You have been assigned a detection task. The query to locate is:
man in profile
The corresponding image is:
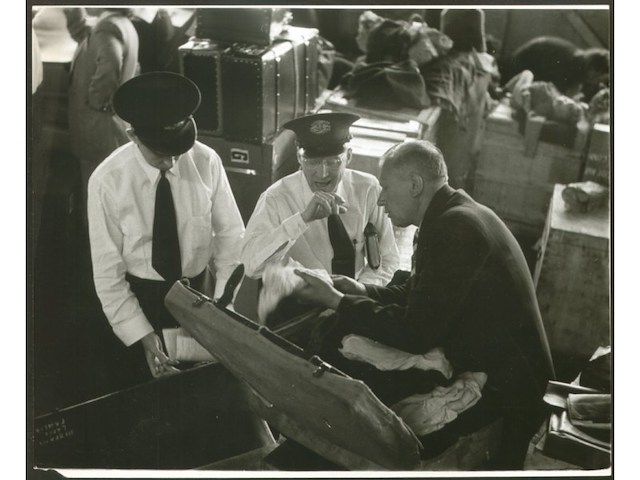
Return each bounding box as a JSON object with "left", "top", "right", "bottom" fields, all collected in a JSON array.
[{"left": 294, "top": 139, "right": 555, "bottom": 469}]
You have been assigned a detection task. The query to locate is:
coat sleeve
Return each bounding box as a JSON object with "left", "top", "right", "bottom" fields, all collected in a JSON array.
[
  {"left": 87, "top": 23, "right": 126, "bottom": 111},
  {"left": 337, "top": 214, "right": 491, "bottom": 354}
]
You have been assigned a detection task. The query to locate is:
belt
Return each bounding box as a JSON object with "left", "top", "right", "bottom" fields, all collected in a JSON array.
[{"left": 125, "top": 268, "right": 207, "bottom": 288}]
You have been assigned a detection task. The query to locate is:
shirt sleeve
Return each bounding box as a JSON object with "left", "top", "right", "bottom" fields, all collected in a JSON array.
[
  {"left": 87, "top": 176, "right": 154, "bottom": 347},
  {"left": 240, "top": 191, "right": 309, "bottom": 279},
  {"left": 87, "top": 28, "right": 124, "bottom": 111},
  {"left": 356, "top": 182, "right": 399, "bottom": 286},
  {"left": 208, "top": 152, "right": 246, "bottom": 299}
]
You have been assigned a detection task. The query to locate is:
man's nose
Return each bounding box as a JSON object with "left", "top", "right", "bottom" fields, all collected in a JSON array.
[
  {"left": 321, "top": 162, "right": 329, "bottom": 178},
  {"left": 377, "top": 192, "right": 385, "bottom": 207}
]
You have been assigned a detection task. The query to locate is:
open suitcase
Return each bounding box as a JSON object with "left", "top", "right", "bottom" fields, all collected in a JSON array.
[{"left": 165, "top": 280, "right": 503, "bottom": 471}]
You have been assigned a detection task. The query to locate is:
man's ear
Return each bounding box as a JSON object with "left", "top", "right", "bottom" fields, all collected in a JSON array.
[
  {"left": 344, "top": 147, "right": 353, "bottom": 166},
  {"left": 409, "top": 172, "right": 424, "bottom": 197}
]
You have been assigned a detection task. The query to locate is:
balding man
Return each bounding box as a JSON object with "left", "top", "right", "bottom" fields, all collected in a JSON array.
[{"left": 293, "top": 140, "right": 555, "bottom": 469}]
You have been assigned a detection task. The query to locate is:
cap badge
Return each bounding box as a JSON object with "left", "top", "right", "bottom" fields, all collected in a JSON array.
[
  {"left": 162, "top": 117, "right": 190, "bottom": 131},
  {"left": 310, "top": 120, "right": 331, "bottom": 135}
]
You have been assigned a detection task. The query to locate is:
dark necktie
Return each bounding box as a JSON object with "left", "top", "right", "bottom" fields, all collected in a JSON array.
[
  {"left": 327, "top": 214, "right": 355, "bottom": 278},
  {"left": 411, "top": 227, "right": 420, "bottom": 276},
  {"left": 152, "top": 170, "right": 182, "bottom": 282}
]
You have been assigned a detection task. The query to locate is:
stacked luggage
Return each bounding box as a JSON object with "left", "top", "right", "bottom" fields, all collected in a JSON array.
[{"left": 179, "top": 9, "right": 325, "bottom": 221}]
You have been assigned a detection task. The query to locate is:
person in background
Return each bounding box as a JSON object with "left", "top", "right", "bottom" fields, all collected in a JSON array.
[
  {"left": 503, "top": 36, "right": 609, "bottom": 102},
  {"left": 88, "top": 72, "right": 244, "bottom": 383},
  {"left": 131, "top": 8, "right": 196, "bottom": 74},
  {"left": 241, "top": 112, "right": 399, "bottom": 290},
  {"left": 64, "top": 7, "right": 139, "bottom": 219},
  {"left": 293, "top": 140, "right": 555, "bottom": 469}
]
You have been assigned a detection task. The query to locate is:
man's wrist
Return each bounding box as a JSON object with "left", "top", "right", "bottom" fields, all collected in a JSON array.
[
  {"left": 328, "top": 290, "right": 344, "bottom": 310},
  {"left": 300, "top": 209, "right": 311, "bottom": 224}
]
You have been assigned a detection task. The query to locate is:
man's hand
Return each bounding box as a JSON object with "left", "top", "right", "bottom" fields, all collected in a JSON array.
[
  {"left": 331, "top": 274, "right": 367, "bottom": 296},
  {"left": 301, "top": 192, "right": 347, "bottom": 223},
  {"left": 140, "top": 332, "right": 180, "bottom": 378},
  {"left": 294, "top": 269, "right": 344, "bottom": 310}
]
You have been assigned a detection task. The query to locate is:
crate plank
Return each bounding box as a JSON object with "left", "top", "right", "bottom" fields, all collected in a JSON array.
[{"left": 534, "top": 185, "right": 610, "bottom": 363}]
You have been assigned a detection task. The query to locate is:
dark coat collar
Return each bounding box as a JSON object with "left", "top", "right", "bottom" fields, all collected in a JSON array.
[{"left": 420, "top": 184, "right": 459, "bottom": 228}]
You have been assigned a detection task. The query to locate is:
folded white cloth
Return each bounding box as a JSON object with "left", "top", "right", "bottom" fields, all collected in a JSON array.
[
  {"left": 391, "top": 371, "right": 488, "bottom": 436},
  {"left": 339, "top": 334, "right": 454, "bottom": 379},
  {"left": 257, "top": 257, "right": 331, "bottom": 324},
  {"left": 162, "top": 327, "right": 217, "bottom": 362}
]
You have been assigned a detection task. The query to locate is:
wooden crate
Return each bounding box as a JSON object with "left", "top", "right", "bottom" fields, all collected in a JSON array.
[
  {"left": 533, "top": 185, "right": 610, "bottom": 363},
  {"left": 474, "top": 103, "right": 586, "bottom": 236},
  {"left": 319, "top": 102, "right": 441, "bottom": 179},
  {"left": 473, "top": 172, "right": 553, "bottom": 237},
  {"left": 349, "top": 130, "right": 408, "bottom": 178}
]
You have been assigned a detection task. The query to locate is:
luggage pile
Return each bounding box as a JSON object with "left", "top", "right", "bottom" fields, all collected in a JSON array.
[{"left": 179, "top": 9, "right": 325, "bottom": 221}]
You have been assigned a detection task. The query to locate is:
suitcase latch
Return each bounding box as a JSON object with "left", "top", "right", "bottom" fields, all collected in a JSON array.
[
  {"left": 311, "top": 357, "right": 331, "bottom": 378},
  {"left": 192, "top": 296, "right": 208, "bottom": 307}
]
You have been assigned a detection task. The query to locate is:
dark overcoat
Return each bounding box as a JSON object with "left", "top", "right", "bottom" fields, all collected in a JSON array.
[{"left": 335, "top": 184, "right": 555, "bottom": 465}]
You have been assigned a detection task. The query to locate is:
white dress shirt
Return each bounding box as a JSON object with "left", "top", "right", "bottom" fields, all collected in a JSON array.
[
  {"left": 88, "top": 141, "right": 245, "bottom": 346},
  {"left": 241, "top": 169, "right": 399, "bottom": 285}
]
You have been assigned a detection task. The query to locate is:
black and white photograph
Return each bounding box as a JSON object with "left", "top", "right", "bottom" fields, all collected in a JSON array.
[{"left": 25, "top": 2, "right": 615, "bottom": 478}]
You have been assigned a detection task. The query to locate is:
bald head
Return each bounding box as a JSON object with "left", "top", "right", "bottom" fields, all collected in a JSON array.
[
  {"left": 381, "top": 140, "right": 448, "bottom": 184},
  {"left": 377, "top": 140, "right": 449, "bottom": 227}
]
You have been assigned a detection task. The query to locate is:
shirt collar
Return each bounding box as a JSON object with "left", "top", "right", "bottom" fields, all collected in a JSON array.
[{"left": 133, "top": 145, "right": 182, "bottom": 185}]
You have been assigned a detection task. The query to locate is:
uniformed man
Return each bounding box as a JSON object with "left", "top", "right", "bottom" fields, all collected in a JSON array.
[
  {"left": 87, "top": 72, "right": 245, "bottom": 381},
  {"left": 241, "top": 112, "right": 399, "bottom": 287}
]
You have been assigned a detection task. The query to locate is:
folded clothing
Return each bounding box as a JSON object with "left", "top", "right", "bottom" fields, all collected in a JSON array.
[
  {"left": 338, "top": 333, "right": 486, "bottom": 436},
  {"left": 342, "top": 59, "right": 431, "bottom": 110},
  {"left": 258, "top": 257, "right": 331, "bottom": 325},
  {"left": 506, "top": 69, "right": 587, "bottom": 124},
  {"left": 339, "top": 334, "right": 453, "bottom": 379},
  {"left": 391, "top": 372, "right": 488, "bottom": 436},
  {"left": 561, "top": 181, "right": 609, "bottom": 212}
]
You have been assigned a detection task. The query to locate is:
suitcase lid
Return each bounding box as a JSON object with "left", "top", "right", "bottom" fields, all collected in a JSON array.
[{"left": 165, "top": 281, "right": 422, "bottom": 471}]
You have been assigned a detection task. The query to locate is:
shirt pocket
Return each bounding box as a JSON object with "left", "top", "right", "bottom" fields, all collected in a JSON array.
[
  {"left": 120, "top": 219, "right": 150, "bottom": 267},
  {"left": 187, "top": 213, "right": 213, "bottom": 261}
]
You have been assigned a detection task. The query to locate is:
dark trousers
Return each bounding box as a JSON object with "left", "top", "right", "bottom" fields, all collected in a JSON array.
[{"left": 119, "top": 269, "right": 210, "bottom": 384}]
